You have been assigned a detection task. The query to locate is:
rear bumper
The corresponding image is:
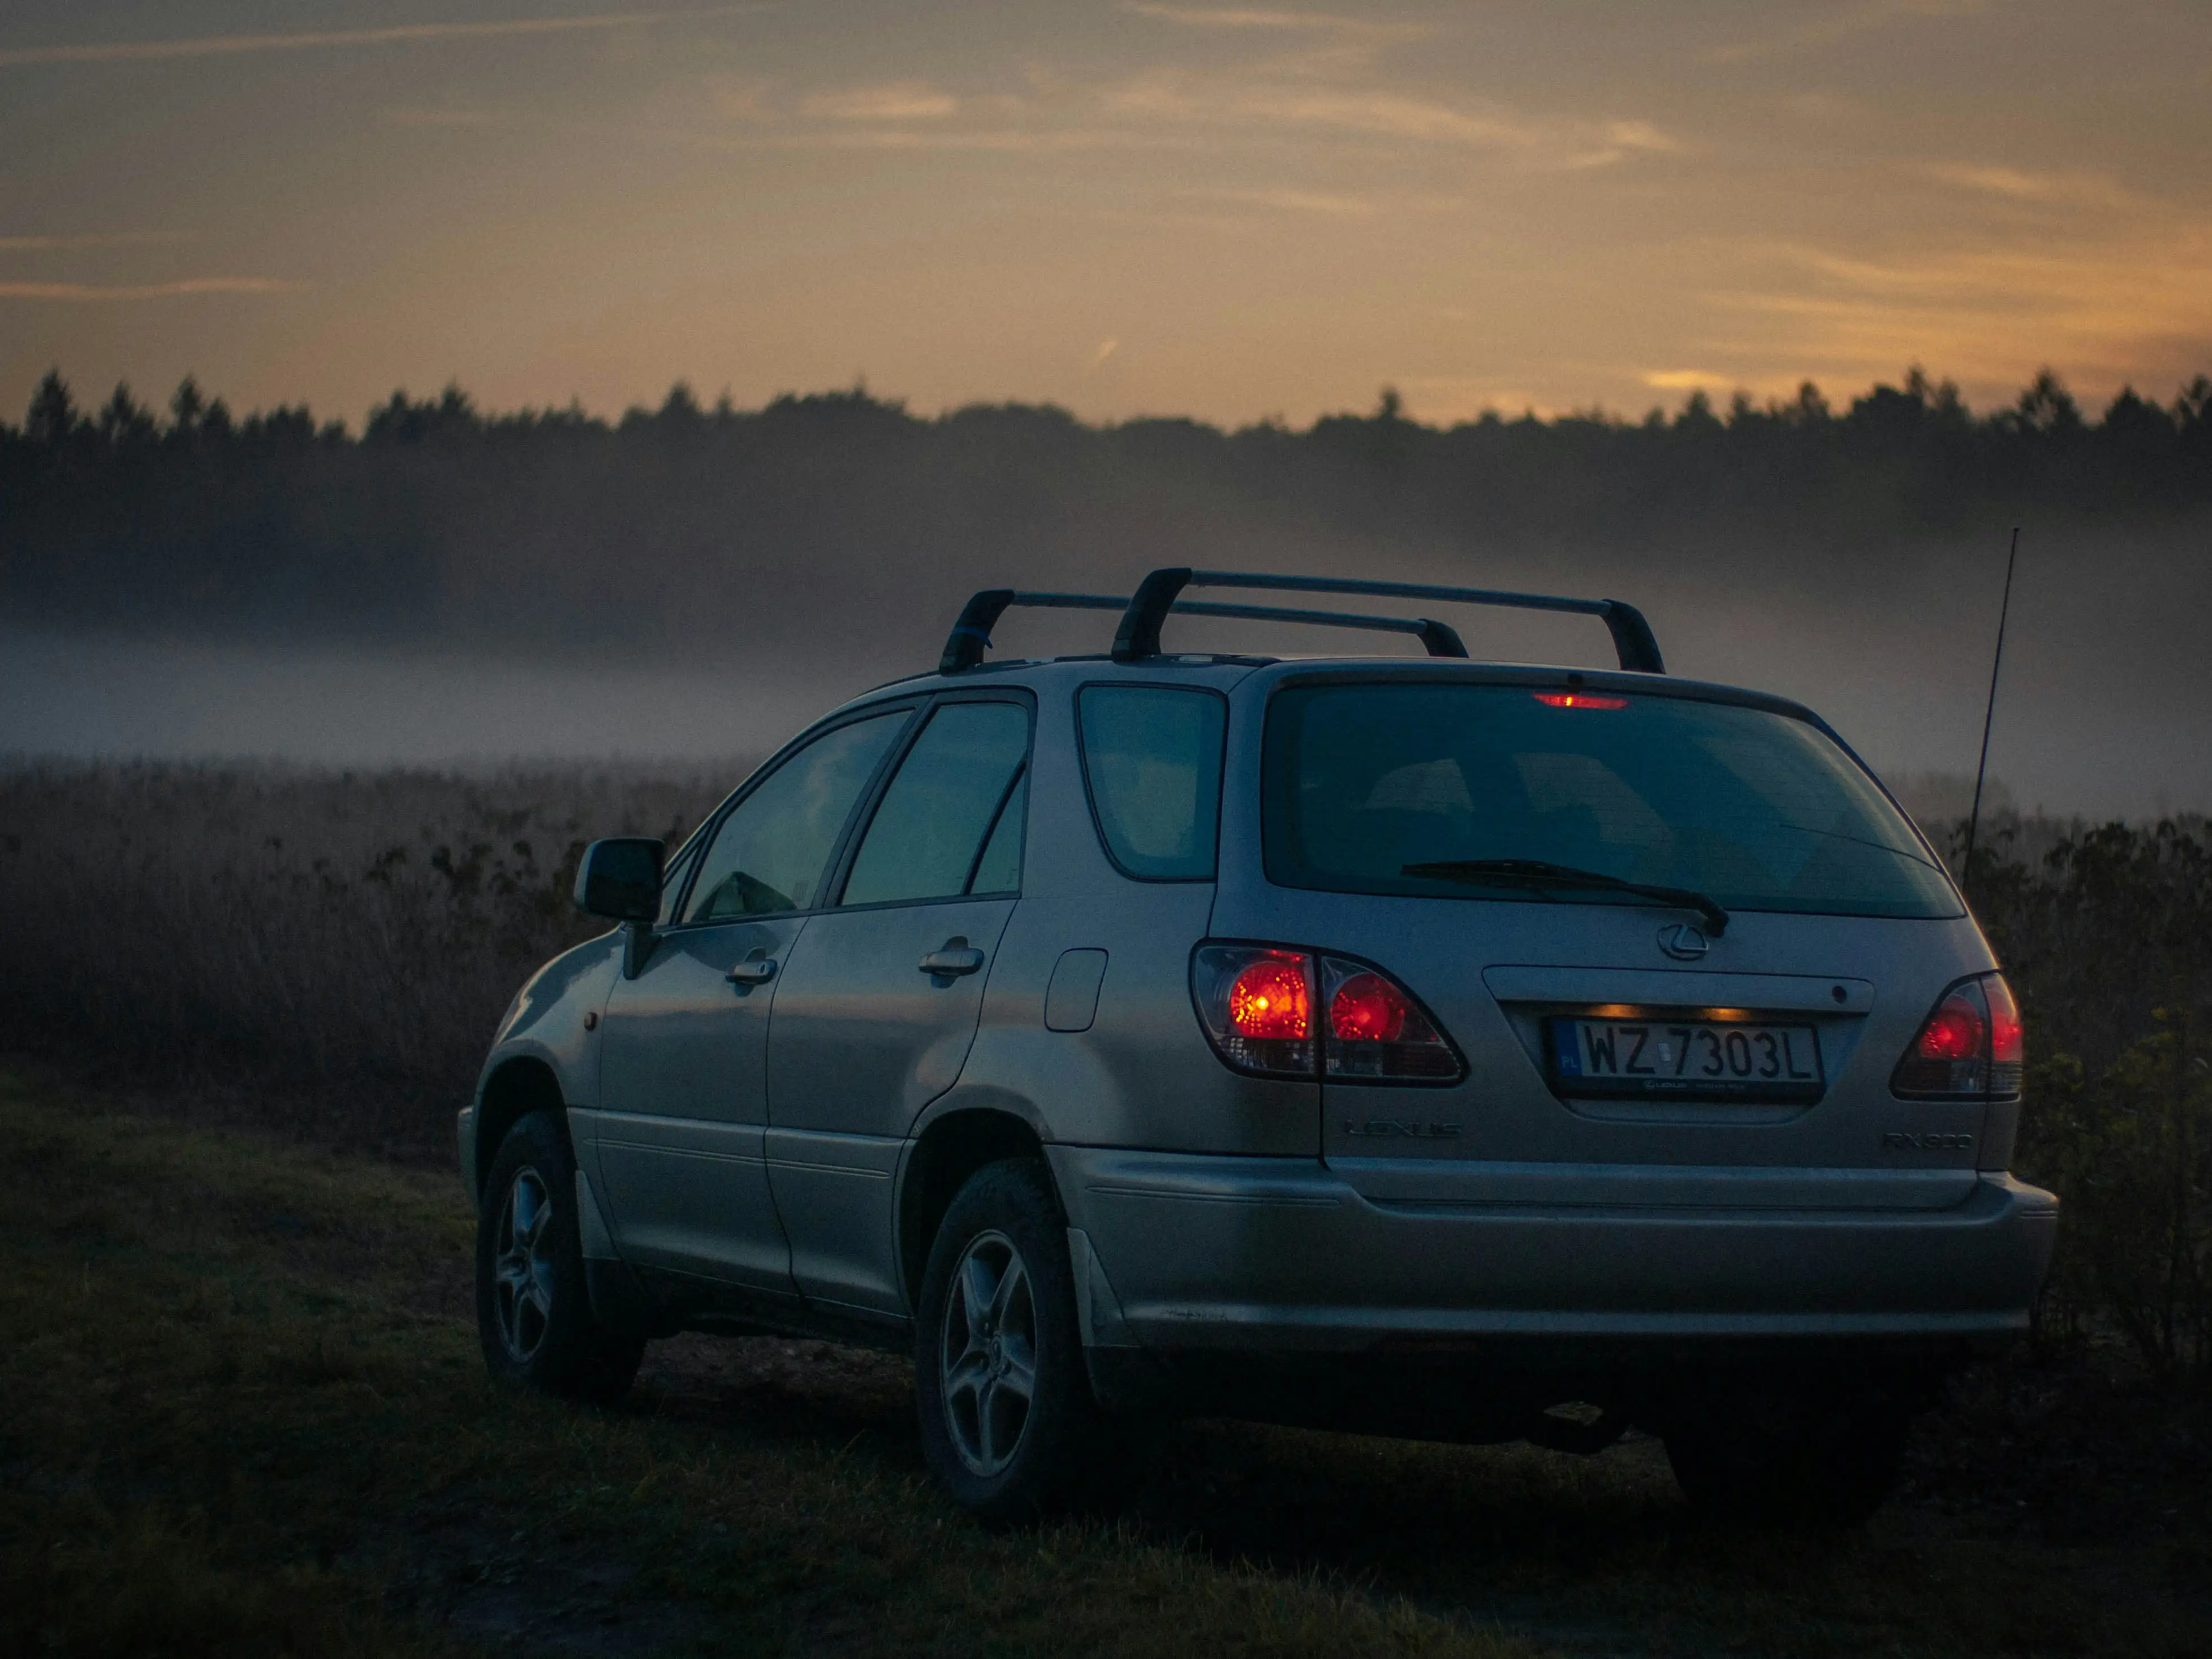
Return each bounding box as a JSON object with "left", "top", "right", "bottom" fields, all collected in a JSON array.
[{"left": 1048, "top": 1147, "right": 2058, "bottom": 1355}]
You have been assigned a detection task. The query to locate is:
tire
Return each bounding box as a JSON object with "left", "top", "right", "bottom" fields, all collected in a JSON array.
[
  {"left": 476, "top": 1110, "right": 644, "bottom": 1404},
  {"left": 914, "top": 1159, "right": 1132, "bottom": 1523},
  {"left": 1665, "top": 1403, "right": 1911, "bottom": 1528}
]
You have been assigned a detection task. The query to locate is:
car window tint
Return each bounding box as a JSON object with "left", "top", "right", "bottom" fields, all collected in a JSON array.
[
  {"left": 842, "top": 702, "right": 1030, "bottom": 906},
  {"left": 966, "top": 769, "right": 1028, "bottom": 895},
  {"left": 684, "top": 711, "right": 907, "bottom": 922},
  {"left": 1077, "top": 686, "right": 1227, "bottom": 880},
  {"left": 1262, "top": 684, "right": 1960, "bottom": 919}
]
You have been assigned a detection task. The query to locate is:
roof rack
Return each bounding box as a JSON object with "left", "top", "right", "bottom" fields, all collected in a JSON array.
[
  {"left": 1114, "top": 569, "right": 1665, "bottom": 674},
  {"left": 938, "top": 589, "right": 1468, "bottom": 674}
]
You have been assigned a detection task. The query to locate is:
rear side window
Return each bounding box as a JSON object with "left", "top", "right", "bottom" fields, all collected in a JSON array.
[
  {"left": 684, "top": 709, "right": 908, "bottom": 921},
  {"left": 1263, "top": 683, "right": 1960, "bottom": 920},
  {"left": 1077, "top": 685, "right": 1227, "bottom": 881},
  {"left": 842, "top": 701, "right": 1031, "bottom": 906}
]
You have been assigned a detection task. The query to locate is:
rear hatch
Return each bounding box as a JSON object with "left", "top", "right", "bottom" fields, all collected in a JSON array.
[{"left": 1210, "top": 670, "right": 1998, "bottom": 1210}]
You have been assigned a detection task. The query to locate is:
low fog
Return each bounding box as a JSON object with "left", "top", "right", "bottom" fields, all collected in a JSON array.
[{"left": 7, "top": 516, "right": 2207, "bottom": 821}]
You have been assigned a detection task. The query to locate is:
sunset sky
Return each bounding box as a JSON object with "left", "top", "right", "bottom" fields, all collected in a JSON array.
[{"left": 5, "top": 0, "right": 2209, "bottom": 428}]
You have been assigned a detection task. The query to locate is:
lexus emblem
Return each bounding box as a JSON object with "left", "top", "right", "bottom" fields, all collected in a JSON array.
[{"left": 1657, "top": 922, "right": 1710, "bottom": 961}]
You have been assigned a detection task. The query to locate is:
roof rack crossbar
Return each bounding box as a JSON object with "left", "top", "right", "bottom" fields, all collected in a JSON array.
[
  {"left": 940, "top": 589, "right": 1124, "bottom": 673},
  {"left": 940, "top": 589, "right": 1471, "bottom": 672},
  {"left": 1175, "top": 601, "right": 1466, "bottom": 658},
  {"left": 1110, "top": 568, "right": 1666, "bottom": 674}
]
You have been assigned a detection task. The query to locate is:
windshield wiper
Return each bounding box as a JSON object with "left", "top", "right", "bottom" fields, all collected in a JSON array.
[{"left": 1401, "top": 858, "right": 1731, "bottom": 937}]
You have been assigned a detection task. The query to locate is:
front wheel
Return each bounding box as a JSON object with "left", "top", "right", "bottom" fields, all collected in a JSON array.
[
  {"left": 475, "top": 1110, "right": 643, "bottom": 1404},
  {"left": 914, "top": 1160, "right": 1131, "bottom": 1523}
]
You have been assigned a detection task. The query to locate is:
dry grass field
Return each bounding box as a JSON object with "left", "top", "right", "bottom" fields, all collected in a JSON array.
[{"left": 3, "top": 1069, "right": 2208, "bottom": 1658}]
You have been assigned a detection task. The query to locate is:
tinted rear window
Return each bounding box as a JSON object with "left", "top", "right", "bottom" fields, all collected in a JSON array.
[
  {"left": 1078, "top": 685, "right": 1227, "bottom": 880},
  {"left": 1263, "top": 683, "right": 1959, "bottom": 920}
]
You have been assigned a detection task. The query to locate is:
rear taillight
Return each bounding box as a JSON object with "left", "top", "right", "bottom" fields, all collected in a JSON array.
[
  {"left": 1319, "top": 955, "right": 1461, "bottom": 1080},
  {"left": 1891, "top": 972, "right": 2023, "bottom": 1100},
  {"left": 1193, "top": 946, "right": 1316, "bottom": 1078},
  {"left": 1192, "top": 944, "right": 1461, "bottom": 1083}
]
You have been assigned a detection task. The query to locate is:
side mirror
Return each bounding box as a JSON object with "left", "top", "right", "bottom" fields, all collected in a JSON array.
[{"left": 573, "top": 838, "right": 663, "bottom": 924}]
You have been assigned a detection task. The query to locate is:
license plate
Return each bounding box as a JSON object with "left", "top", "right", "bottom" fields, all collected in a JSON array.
[{"left": 1547, "top": 1017, "right": 1824, "bottom": 1101}]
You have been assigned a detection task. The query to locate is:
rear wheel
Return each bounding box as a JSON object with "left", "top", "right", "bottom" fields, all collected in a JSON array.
[
  {"left": 1665, "top": 1403, "right": 1912, "bottom": 1528},
  {"left": 475, "top": 1109, "right": 643, "bottom": 1404},
  {"left": 915, "top": 1159, "right": 1135, "bottom": 1523}
]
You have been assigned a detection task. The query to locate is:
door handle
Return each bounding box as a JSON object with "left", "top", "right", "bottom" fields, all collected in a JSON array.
[
  {"left": 727, "top": 954, "right": 777, "bottom": 986},
  {"left": 919, "top": 947, "right": 986, "bottom": 977}
]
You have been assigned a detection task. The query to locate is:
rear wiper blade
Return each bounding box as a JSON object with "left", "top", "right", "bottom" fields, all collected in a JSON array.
[{"left": 1400, "top": 858, "right": 1731, "bottom": 937}]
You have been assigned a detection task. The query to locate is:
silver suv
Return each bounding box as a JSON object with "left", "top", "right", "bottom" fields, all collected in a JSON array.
[{"left": 463, "top": 570, "right": 2056, "bottom": 1524}]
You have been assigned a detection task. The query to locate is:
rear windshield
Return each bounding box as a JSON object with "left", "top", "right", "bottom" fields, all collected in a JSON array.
[{"left": 1262, "top": 683, "right": 1959, "bottom": 920}]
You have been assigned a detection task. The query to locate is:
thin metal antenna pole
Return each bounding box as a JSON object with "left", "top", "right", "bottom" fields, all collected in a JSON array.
[{"left": 1963, "top": 526, "right": 2020, "bottom": 882}]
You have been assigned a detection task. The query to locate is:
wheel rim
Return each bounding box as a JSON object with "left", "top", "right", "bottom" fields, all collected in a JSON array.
[
  {"left": 939, "top": 1229, "right": 1037, "bottom": 1477},
  {"left": 494, "top": 1166, "right": 557, "bottom": 1363}
]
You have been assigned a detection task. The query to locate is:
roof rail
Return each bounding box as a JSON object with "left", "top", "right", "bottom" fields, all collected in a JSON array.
[
  {"left": 938, "top": 589, "right": 1468, "bottom": 673},
  {"left": 1110, "top": 569, "right": 1666, "bottom": 674}
]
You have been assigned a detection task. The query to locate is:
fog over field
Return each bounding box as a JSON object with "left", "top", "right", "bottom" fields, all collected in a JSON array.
[{"left": 6, "top": 521, "right": 2207, "bottom": 820}]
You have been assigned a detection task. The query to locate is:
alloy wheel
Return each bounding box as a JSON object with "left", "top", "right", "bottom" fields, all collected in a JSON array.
[
  {"left": 493, "top": 1166, "right": 557, "bottom": 1363},
  {"left": 939, "top": 1229, "right": 1037, "bottom": 1477}
]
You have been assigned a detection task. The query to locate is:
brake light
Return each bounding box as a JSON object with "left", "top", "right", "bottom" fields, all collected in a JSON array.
[
  {"left": 1321, "top": 956, "right": 1462, "bottom": 1080},
  {"left": 1532, "top": 692, "right": 1627, "bottom": 709},
  {"left": 1328, "top": 972, "right": 1406, "bottom": 1042},
  {"left": 1891, "top": 972, "right": 2022, "bottom": 1100},
  {"left": 1230, "top": 958, "right": 1310, "bottom": 1039},
  {"left": 1192, "top": 946, "right": 1317, "bottom": 1079},
  {"left": 1192, "top": 945, "right": 1463, "bottom": 1083},
  {"left": 1985, "top": 973, "right": 2024, "bottom": 1094}
]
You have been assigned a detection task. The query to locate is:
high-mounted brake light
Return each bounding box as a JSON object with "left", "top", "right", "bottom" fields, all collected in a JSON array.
[
  {"left": 1192, "top": 944, "right": 1461, "bottom": 1083},
  {"left": 1891, "top": 972, "right": 2023, "bottom": 1101},
  {"left": 1532, "top": 692, "right": 1627, "bottom": 710}
]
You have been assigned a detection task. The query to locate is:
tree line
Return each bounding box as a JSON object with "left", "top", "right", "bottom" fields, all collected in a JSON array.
[{"left": 4, "top": 365, "right": 2207, "bottom": 660}]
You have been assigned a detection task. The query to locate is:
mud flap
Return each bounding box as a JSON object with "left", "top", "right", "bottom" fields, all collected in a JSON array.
[
  {"left": 1068, "top": 1225, "right": 1172, "bottom": 1412},
  {"left": 576, "top": 1169, "right": 670, "bottom": 1341}
]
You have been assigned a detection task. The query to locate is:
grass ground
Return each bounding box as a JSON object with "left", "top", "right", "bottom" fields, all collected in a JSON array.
[{"left": 2, "top": 1068, "right": 2206, "bottom": 1658}]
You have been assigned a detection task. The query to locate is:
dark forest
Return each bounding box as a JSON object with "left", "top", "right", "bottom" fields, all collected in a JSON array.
[{"left": 6, "top": 365, "right": 2208, "bottom": 664}]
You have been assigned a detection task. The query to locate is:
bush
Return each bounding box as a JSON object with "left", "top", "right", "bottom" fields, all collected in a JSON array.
[
  {"left": 0, "top": 762, "right": 735, "bottom": 1152},
  {"left": 1962, "top": 818, "right": 2212, "bottom": 1381}
]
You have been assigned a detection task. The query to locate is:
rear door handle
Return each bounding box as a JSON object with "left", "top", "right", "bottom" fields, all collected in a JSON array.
[
  {"left": 727, "top": 954, "right": 777, "bottom": 985},
  {"left": 919, "top": 947, "right": 986, "bottom": 977}
]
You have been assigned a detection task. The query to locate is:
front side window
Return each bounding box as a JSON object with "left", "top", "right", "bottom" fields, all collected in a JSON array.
[
  {"left": 842, "top": 701, "right": 1031, "bottom": 906},
  {"left": 1262, "top": 683, "right": 1960, "bottom": 920},
  {"left": 1077, "top": 685, "right": 1227, "bottom": 881},
  {"left": 684, "top": 709, "right": 908, "bottom": 921}
]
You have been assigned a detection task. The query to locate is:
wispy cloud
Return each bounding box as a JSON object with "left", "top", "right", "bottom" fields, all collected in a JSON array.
[
  {"left": 0, "top": 8, "right": 759, "bottom": 69},
  {"left": 1704, "top": 225, "right": 2212, "bottom": 391},
  {"left": 1176, "top": 185, "right": 1374, "bottom": 214},
  {"left": 1123, "top": 5, "right": 1424, "bottom": 40},
  {"left": 1107, "top": 72, "right": 1537, "bottom": 149},
  {"left": 1643, "top": 368, "right": 1735, "bottom": 391},
  {"left": 378, "top": 107, "right": 498, "bottom": 129},
  {"left": 1088, "top": 338, "right": 1120, "bottom": 370},
  {"left": 1702, "top": 0, "right": 1987, "bottom": 65},
  {"left": 0, "top": 230, "right": 198, "bottom": 250},
  {"left": 0, "top": 278, "right": 302, "bottom": 300},
  {"left": 801, "top": 81, "right": 958, "bottom": 122},
  {"left": 1918, "top": 162, "right": 2149, "bottom": 213}
]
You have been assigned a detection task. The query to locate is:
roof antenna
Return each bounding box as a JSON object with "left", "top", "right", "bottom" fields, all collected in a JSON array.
[{"left": 1962, "top": 527, "right": 2020, "bottom": 887}]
